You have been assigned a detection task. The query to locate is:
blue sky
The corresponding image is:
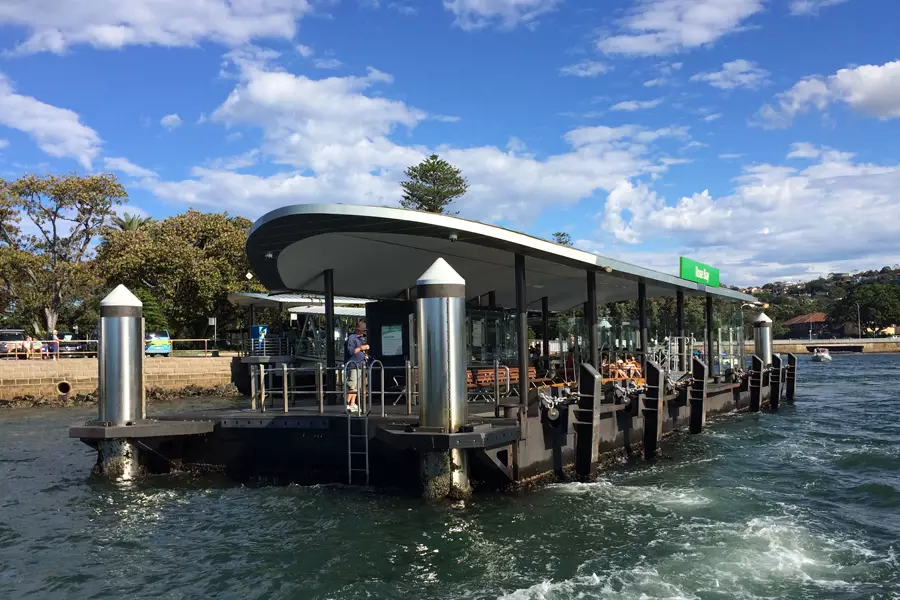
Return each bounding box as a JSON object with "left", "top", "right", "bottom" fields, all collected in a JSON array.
[{"left": 1, "top": 0, "right": 899, "bottom": 285}]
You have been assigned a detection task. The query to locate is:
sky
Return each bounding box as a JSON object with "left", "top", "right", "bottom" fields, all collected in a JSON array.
[{"left": 0, "top": 0, "right": 898, "bottom": 286}]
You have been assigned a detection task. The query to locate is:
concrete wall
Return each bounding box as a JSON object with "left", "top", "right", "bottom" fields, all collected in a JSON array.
[
  {"left": 740, "top": 338, "right": 900, "bottom": 354},
  {"left": 0, "top": 357, "right": 235, "bottom": 400}
]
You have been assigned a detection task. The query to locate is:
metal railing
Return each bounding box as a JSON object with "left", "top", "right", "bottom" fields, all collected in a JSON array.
[
  {"left": 249, "top": 359, "right": 527, "bottom": 416},
  {"left": 1, "top": 339, "right": 98, "bottom": 359}
]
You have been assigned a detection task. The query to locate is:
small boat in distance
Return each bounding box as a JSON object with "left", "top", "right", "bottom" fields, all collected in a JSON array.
[{"left": 812, "top": 348, "right": 832, "bottom": 362}]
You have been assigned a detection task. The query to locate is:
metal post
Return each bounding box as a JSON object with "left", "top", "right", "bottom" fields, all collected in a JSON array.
[
  {"left": 717, "top": 327, "right": 723, "bottom": 374},
  {"left": 416, "top": 258, "right": 471, "bottom": 501},
  {"left": 541, "top": 296, "right": 550, "bottom": 361},
  {"left": 586, "top": 271, "right": 598, "bottom": 370},
  {"left": 259, "top": 365, "right": 266, "bottom": 412},
  {"left": 515, "top": 254, "right": 529, "bottom": 409},
  {"left": 749, "top": 355, "right": 763, "bottom": 412},
  {"left": 770, "top": 354, "right": 782, "bottom": 411},
  {"left": 753, "top": 313, "right": 773, "bottom": 366},
  {"left": 705, "top": 295, "right": 714, "bottom": 378},
  {"left": 785, "top": 353, "right": 797, "bottom": 403},
  {"left": 96, "top": 284, "right": 144, "bottom": 480},
  {"left": 404, "top": 359, "right": 413, "bottom": 415},
  {"left": 316, "top": 362, "right": 324, "bottom": 414},
  {"left": 282, "top": 363, "right": 289, "bottom": 413},
  {"left": 638, "top": 280, "right": 648, "bottom": 373},
  {"left": 250, "top": 365, "right": 257, "bottom": 410},
  {"left": 487, "top": 291, "right": 496, "bottom": 308},
  {"left": 324, "top": 269, "right": 336, "bottom": 396},
  {"left": 676, "top": 291, "right": 685, "bottom": 371},
  {"left": 493, "top": 359, "right": 501, "bottom": 417},
  {"left": 689, "top": 358, "right": 708, "bottom": 433}
]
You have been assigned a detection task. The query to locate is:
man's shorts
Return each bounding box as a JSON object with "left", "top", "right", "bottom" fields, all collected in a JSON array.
[{"left": 346, "top": 365, "right": 361, "bottom": 391}]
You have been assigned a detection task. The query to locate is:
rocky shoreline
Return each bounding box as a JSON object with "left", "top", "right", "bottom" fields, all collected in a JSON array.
[{"left": 0, "top": 384, "right": 241, "bottom": 409}]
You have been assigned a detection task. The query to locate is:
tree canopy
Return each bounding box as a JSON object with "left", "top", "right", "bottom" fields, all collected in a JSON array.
[
  {"left": 399, "top": 154, "right": 468, "bottom": 214},
  {"left": 0, "top": 173, "right": 127, "bottom": 332},
  {"left": 832, "top": 284, "right": 900, "bottom": 333},
  {"left": 552, "top": 232, "right": 573, "bottom": 247},
  {"left": 96, "top": 210, "right": 262, "bottom": 337}
]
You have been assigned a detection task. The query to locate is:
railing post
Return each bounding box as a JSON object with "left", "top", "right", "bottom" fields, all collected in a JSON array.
[
  {"left": 282, "top": 363, "right": 289, "bottom": 413},
  {"left": 405, "top": 359, "right": 413, "bottom": 415},
  {"left": 250, "top": 365, "right": 258, "bottom": 411},
  {"left": 259, "top": 365, "right": 266, "bottom": 413},
  {"left": 316, "top": 362, "right": 324, "bottom": 415},
  {"left": 493, "top": 359, "right": 501, "bottom": 417}
]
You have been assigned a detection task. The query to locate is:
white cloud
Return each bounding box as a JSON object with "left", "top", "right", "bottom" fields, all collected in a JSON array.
[
  {"left": 602, "top": 180, "right": 662, "bottom": 243},
  {"left": 0, "top": 0, "right": 313, "bottom": 54},
  {"left": 433, "top": 114, "right": 462, "bottom": 123},
  {"left": 596, "top": 144, "right": 900, "bottom": 284},
  {"left": 559, "top": 60, "right": 609, "bottom": 78},
  {"left": 0, "top": 73, "right": 101, "bottom": 169},
  {"left": 140, "top": 50, "right": 693, "bottom": 228},
  {"left": 313, "top": 58, "right": 343, "bottom": 69},
  {"left": 643, "top": 77, "right": 669, "bottom": 87},
  {"left": 0, "top": 139, "right": 8, "bottom": 149},
  {"left": 611, "top": 98, "right": 664, "bottom": 111},
  {"left": 691, "top": 59, "right": 769, "bottom": 89},
  {"left": 160, "top": 113, "right": 183, "bottom": 130},
  {"left": 703, "top": 113, "right": 722, "bottom": 122},
  {"left": 443, "top": 0, "right": 561, "bottom": 30},
  {"left": 388, "top": 3, "right": 417, "bottom": 15},
  {"left": 757, "top": 60, "right": 900, "bottom": 128},
  {"left": 790, "top": 0, "right": 849, "bottom": 15},
  {"left": 718, "top": 152, "right": 742, "bottom": 159},
  {"left": 786, "top": 142, "right": 820, "bottom": 159},
  {"left": 597, "top": 0, "right": 764, "bottom": 56},
  {"left": 295, "top": 44, "right": 314, "bottom": 57},
  {"left": 103, "top": 156, "right": 157, "bottom": 178}
]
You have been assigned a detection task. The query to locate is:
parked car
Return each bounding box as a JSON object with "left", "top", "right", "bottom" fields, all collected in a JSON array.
[
  {"left": 145, "top": 330, "right": 173, "bottom": 357},
  {"left": 56, "top": 332, "right": 94, "bottom": 357},
  {"left": 0, "top": 329, "right": 25, "bottom": 358}
]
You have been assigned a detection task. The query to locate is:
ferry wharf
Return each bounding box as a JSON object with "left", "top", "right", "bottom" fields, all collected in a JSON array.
[{"left": 70, "top": 204, "right": 799, "bottom": 499}]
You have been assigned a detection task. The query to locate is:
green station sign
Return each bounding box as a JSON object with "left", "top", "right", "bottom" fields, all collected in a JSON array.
[{"left": 679, "top": 257, "right": 720, "bottom": 287}]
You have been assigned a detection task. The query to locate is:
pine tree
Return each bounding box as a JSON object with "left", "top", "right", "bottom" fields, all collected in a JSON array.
[
  {"left": 133, "top": 288, "right": 170, "bottom": 333},
  {"left": 400, "top": 154, "right": 468, "bottom": 214},
  {"left": 552, "top": 232, "right": 573, "bottom": 247}
]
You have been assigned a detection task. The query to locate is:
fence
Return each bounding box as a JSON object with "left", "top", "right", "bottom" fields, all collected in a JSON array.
[{"left": 0, "top": 338, "right": 218, "bottom": 360}]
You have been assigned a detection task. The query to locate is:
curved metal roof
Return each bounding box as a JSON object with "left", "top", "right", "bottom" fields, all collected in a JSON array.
[{"left": 246, "top": 204, "right": 756, "bottom": 311}]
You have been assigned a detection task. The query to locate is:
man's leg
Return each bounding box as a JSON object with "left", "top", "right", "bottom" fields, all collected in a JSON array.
[{"left": 346, "top": 367, "right": 358, "bottom": 409}]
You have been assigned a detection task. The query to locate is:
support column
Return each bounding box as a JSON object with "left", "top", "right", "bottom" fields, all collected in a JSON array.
[
  {"left": 541, "top": 296, "right": 550, "bottom": 361},
  {"left": 689, "top": 358, "right": 708, "bottom": 433},
  {"left": 249, "top": 304, "right": 255, "bottom": 327},
  {"left": 676, "top": 291, "right": 685, "bottom": 371},
  {"left": 515, "top": 254, "right": 529, "bottom": 407},
  {"left": 586, "top": 271, "right": 598, "bottom": 370},
  {"left": 638, "top": 281, "right": 648, "bottom": 373},
  {"left": 785, "top": 353, "right": 797, "bottom": 403},
  {"left": 705, "top": 295, "right": 714, "bottom": 378},
  {"left": 324, "top": 269, "right": 336, "bottom": 395},
  {"left": 487, "top": 291, "right": 496, "bottom": 308},
  {"left": 770, "top": 353, "right": 783, "bottom": 411},
  {"left": 643, "top": 360, "right": 663, "bottom": 459}
]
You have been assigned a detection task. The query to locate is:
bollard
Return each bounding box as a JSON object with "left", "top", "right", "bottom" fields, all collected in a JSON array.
[
  {"left": 785, "top": 353, "right": 797, "bottom": 404},
  {"left": 99, "top": 285, "right": 143, "bottom": 425},
  {"left": 753, "top": 313, "right": 773, "bottom": 367},
  {"left": 97, "top": 284, "right": 144, "bottom": 480},
  {"left": 416, "top": 258, "right": 471, "bottom": 501}
]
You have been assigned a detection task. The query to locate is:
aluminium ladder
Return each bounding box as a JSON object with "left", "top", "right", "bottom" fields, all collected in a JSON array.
[{"left": 347, "top": 411, "right": 370, "bottom": 485}]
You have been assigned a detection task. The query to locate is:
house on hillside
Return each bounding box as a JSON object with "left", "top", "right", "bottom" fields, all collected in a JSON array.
[{"left": 782, "top": 312, "right": 830, "bottom": 338}]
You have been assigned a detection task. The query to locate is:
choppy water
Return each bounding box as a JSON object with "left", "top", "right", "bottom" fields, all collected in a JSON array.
[{"left": 2, "top": 354, "right": 899, "bottom": 599}]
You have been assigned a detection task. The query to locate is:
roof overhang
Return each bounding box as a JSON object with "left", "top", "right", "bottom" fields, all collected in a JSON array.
[
  {"left": 246, "top": 204, "right": 757, "bottom": 311},
  {"left": 227, "top": 292, "right": 372, "bottom": 309}
]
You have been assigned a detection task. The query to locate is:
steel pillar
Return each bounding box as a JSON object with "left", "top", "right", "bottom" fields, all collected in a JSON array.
[
  {"left": 324, "top": 269, "right": 336, "bottom": 395},
  {"left": 586, "top": 271, "right": 598, "bottom": 370}
]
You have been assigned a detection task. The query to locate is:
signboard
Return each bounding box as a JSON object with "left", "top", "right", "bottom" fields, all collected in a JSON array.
[
  {"left": 679, "top": 257, "right": 720, "bottom": 287},
  {"left": 381, "top": 324, "right": 404, "bottom": 357},
  {"left": 208, "top": 317, "right": 217, "bottom": 326}
]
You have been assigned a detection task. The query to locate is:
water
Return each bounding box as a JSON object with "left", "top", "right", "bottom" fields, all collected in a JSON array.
[{"left": 2, "top": 355, "right": 898, "bottom": 599}]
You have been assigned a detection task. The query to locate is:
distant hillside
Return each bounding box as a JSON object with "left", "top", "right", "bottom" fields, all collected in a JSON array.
[{"left": 737, "top": 267, "right": 900, "bottom": 337}]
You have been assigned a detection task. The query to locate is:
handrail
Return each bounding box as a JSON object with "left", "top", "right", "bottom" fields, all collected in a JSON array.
[{"left": 368, "top": 360, "right": 386, "bottom": 417}]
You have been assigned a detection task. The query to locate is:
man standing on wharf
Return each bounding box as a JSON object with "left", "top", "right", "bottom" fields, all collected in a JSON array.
[{"left": 344, "top": 320, "right": 369, "bottom": 413}]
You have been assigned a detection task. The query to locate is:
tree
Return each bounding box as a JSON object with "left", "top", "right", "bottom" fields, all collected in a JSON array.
[
  {"left": 552, "top": 232, "right": 573, "bottom": 247},
  {"left": 133, "top": 288, "right": 170, "bottom": 332},
  {"left": 831, "top": 284, "right": 900, "bottom": 334},
  {"left": 112, "top": 212, "right": 154, "bottom": 231},
  {"left": 0, "top": 173, "right": 127, "bottom": 332},
  {"left": 97, "top": 210, "right": 259, "bottom": 337},
  {"left": 399, "top": 154, "right": 468, "bottom": 214}
]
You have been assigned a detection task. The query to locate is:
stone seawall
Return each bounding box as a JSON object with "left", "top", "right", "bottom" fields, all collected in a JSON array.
[
  {"left": 0, "top": 357, "right": 236, "bottom": 400},
  {"left": 740, "top": 340, "right": 900, "bottom": 354}
]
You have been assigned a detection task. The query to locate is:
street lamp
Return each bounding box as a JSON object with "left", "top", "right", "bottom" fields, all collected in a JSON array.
[{"left": 856, "top": 302, "right": 862, "bottom": 340}]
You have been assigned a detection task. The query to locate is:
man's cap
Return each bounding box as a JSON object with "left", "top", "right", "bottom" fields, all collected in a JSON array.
[{"left": 356, "top": 320, "right": 367, "bottom": 331}]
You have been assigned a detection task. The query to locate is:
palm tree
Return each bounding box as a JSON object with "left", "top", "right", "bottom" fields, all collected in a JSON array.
[{"left": 112, "top": 213, "right": 154, "bottom": 231}]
